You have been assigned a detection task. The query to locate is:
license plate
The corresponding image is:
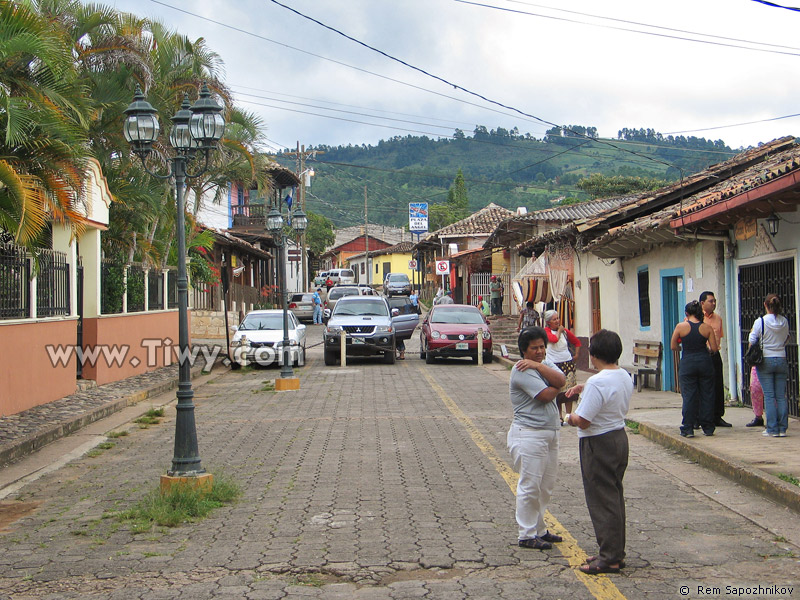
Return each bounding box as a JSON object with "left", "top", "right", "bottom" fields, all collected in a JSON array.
[
  {"left": 352, "top": 338, "right": 365, "bottom": 344},
  {"left": 456, "top": 342, "right": 469, "bottom": 350}
]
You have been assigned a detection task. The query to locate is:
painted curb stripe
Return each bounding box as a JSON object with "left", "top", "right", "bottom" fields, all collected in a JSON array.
[{"left": 420, "top": 367, "right": 626, "bottom": 600}]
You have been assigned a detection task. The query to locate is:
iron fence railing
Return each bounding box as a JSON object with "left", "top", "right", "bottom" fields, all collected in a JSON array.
[
  {"left": 167, "top": 268, "right": 178, "bottom": 309},
  {"left": 148, "top": 268, "right": 164, "bottom": 310},
  {"left": 36, "top": 249, "right": 70, "bottom": 317},
  {"left": 126, "top": 263, "right": 146, "bottom": 312},
  {"left": 0, "top": 242, "right": 30, "bottom": 319},
  {"left": 101, "top": 259, "right": 125, "bottom": 314}
]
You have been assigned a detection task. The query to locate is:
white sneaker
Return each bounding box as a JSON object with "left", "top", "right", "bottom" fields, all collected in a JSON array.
[
  {"left": 777, "top": 432, "right": 787, "bottom": 437},
  {"left": 762, "top": 430, "right": 770, "bottom": 436}
]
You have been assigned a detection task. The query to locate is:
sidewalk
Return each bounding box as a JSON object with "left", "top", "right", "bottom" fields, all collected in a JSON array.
[{"left": 1, "top": 355, "right": 799, "bottom": 514}]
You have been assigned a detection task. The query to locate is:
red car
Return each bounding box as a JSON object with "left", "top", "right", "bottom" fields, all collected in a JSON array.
[{"left": 420, "top": 304, "right": 493, "bottom": 364}]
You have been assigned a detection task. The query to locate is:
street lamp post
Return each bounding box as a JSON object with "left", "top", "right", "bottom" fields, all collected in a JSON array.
[
  {"left": 267, "top": 204, "right": 307, "bottom": 382},
  {"left": 123, "top": 84, "right": 225, "bottom": 483}
]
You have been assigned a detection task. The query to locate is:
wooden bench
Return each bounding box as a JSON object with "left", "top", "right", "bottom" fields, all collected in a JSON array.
[{"left": 622, "top": 339, "right": 663, "bottom": 392}]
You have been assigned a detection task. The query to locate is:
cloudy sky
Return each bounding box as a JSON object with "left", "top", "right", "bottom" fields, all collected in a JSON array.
[{"left": 107, "top": 0, "right": 800, "bottom": 152}]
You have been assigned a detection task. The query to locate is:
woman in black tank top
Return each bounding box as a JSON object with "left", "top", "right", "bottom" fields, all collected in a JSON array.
[{"left": 670, "top": 301, "right": 719, "bottom": 437}]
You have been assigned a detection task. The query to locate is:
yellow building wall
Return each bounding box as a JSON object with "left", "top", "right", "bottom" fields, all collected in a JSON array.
[
  {"left": 374, "top": 252, "right": 415, "bottom": 284},
  {"left": 490, "top": 248, "right": 509, "bottom": 276}
]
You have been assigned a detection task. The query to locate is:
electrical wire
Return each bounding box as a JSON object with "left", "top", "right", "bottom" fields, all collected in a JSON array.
[
  {"left": 455, "top": 0, "right": 800, "bottom": 56},
  {"left": 751, "top": 0, "right": 800, "bottom": 11}
]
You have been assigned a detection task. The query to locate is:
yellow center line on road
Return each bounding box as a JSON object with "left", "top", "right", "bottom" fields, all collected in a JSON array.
[{"left": 419, "top": 366, "right": 626, "bottom": 600}]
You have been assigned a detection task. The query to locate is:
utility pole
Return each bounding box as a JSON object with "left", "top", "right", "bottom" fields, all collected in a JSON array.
[
  {"left": 284, "top": 143, "right": 324, "bottom": 291},
  {"left": 364, "top": 185, "right": 370, "bottom": 286}
]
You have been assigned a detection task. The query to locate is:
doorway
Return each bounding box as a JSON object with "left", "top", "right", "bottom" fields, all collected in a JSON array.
[
  {"left": 738, "top": 257, "right": 797, "bottom": 417},
  {"left": 660, "top": 268, "right": 685, "bottom": 392}
]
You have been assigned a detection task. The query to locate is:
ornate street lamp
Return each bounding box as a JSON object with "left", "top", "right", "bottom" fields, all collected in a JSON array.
[
  {"left": 267, "top": 202, "right": 307, "bottom": 381},
  {"left": 123, "top": 83, "right": 225, "bottom": 484}
]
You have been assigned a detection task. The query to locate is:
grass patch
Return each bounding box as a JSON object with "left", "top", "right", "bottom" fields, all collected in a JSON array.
[
  {"left": 259, "top": 380, "right": 275, "bottom": 393},
  {"left": 118, "top": 476, "right": 241, "bottom": 532},
  {"left": 96, "top": 442, "right": 115, "bottom": 450},
  {"left": 134, "top": 409, "right": 164, "bottom": 426},
  {"left": 776, "top": 473, "right": 799, "bottom": 487},
  {"left": 107, "top": 431, "right": 128, "bottom": 439},
  {"left": 625, "top": 419, "right": 640, "bottom": 434},
  {"left": 287, "top": 574, "right": 326, "bottom": 587}
]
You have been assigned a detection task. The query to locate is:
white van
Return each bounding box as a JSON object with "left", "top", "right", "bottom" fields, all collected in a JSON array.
[{"left": 328, "top": 268, "right": 355, "bottom": 285}]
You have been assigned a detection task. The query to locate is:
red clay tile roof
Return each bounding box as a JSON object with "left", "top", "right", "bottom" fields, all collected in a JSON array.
[{"left": 423, "top": 203, "right": 514, "bottom": 240}]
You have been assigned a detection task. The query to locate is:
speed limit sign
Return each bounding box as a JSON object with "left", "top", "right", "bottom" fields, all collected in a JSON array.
[{"left": 435, "top": 260, "right": 450, "bottom": 275}]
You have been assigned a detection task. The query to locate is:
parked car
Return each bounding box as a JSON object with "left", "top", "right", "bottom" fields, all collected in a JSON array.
[
  {"left": 386, "top": 295, "right": 419, "bottom": 341},
  {"left": 323, "top": 285, "right": 362, "bottom": 319},
  {"left": 288, "top": 293, "right": 315, "bottom": 322},
  {"left": 229, "top": 309, "right": 307, "bottom": 367},
  {"left": 383, "top": 272, "right": 412, "bottom": 296},
  {"left": 314, "top": 271, "right": 329, "bottom": 287},
  {"left": 323, "top": 295, "right": 396, "bottom": 365},
  {"left": 419, "top": 304, "right": 493, "bottom": 364},
  {"left": 327, "top": 268, "right": 356, "bottom": 286}
]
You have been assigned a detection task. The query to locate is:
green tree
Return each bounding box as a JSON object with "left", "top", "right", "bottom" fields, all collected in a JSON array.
[
  {"left": 305, "top": 210, "right": 335, "bottom": 255},
  {"left": 0, "top": 0, "right": 91, "bottom": 248},
  {"left": 429, "top": 168, "right": 469, "bottom": 231}
]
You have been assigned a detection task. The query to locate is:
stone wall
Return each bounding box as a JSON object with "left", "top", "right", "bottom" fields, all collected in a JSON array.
[{"left": 191, "top": 310, "right": 237, "bottom": 339}]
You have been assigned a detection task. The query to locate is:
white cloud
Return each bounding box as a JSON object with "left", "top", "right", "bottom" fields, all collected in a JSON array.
[{"left": 107, "top": 0, "right": 800, "bottom": 150}]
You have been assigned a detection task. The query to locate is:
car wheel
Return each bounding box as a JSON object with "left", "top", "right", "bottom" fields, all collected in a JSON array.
[
  {"left": 419, "top": 336, "right": 426, "bottom": 359},
  {"left": 425, "top": 343, "right": 435, "bottom": 364},
  {"left": 296, "top": 346, "right": 306, "bottom": 367},
  {"left": 324, "top": 349, "right": 337, "bottom": 366},
  {"left": 483, "top": 351, "right": 493, "bottom": 364},
  {"left": 471, "top": 354, "right": 479, "bottom": 364},
  {"left": 383, "top": 340, "right": 396, "bottom": 364}
]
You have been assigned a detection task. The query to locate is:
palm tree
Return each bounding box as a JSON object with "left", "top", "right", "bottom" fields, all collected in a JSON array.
[{"left": 0, "top": 0, "right": 91, "bottom": 248}]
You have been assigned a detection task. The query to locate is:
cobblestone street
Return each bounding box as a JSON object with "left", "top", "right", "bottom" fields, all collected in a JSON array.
[{"left": 0, "top": 330, "right": 798, "bottom": 599}]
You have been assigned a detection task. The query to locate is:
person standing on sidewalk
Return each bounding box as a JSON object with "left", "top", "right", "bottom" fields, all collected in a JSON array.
[
  {"left": 507, "top": 327, "right": 566, "bottom": 551},
  {"left": 517, "top": 301, "right": 539, "bottom": 332},
  {"left": 700, "top": 291, "right": 731, "bottom": 427},
  {"left": 746, "top": 366, "right": 764, "bottom": 428},
  {"left": 563, "top": 329, "right": 633, "bottom": 575},
  {"left": 490, "top": 276, "right": 503, "bottom": 315},
  {"left": 748, "top": 293, "right": 790, "bottom": 437},
  {"left": 671, "top": 301, "right": 718, "bottom": 438},
  {"left": 312, "top": 288, "right": 323, "bottom": 325},
  {"left": 544, "top": 310, "right": 582, "bottom": 424}
]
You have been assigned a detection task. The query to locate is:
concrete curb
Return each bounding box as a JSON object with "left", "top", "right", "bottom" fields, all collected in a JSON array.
[
  {"left": 0, "top": 362, "right": 217, "bottom": 468},
  {"left": 635, "top": 420, "right": 800, "bottom": 514}
]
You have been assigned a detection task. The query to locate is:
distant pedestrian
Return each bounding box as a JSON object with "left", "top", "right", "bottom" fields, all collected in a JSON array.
[
  {"left": 699, "top": 291, "right": 731, "bottom": 427},
  {"left": 508, "top": 327, "right": 566, "bottom": 551},
  {"left": 517, "top": 301, "right": 539, "bottom": 332},
  {"left": 490, "top": 276, "right": 503, "bottom": 315},
  {"left": 478, "top": 295, "right": 490, "bottom": 317},
  {"left": 748, "top": 293, "right": 789, "bottom": 437},
  {"left": 671, "top": 300, "right": 718, "bottom": 438},
  {"left": 312, "top": 288, "right": 323, "bottom": 325},
  {"left": 325, "top": 276, "right": 334, "bottom": 291},
  {"left": 544, "top": 309, "right": 582, "bottom": 424},
  {"left": 438, "top": 290, "right": 454, "bottom": 305},
  {"left": 746, "top": 366, "right": 764, "bottom": 428},
  {"left": 409, "top": 289, "right": 419, "bottom": 314},
  {"left": 564, "top": 329, "right": 633, "bottom": 575}
]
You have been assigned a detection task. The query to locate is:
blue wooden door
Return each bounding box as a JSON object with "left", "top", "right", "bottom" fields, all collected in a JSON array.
[{"left": 660, "top": 269, "right": 685, "bottom": 392}]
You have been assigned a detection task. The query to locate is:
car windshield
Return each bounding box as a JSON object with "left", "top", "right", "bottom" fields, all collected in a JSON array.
[
  {"left": 430, "top": 307, "right": 484, "bottom": 324},
  {"left": 333, "top": 300, "right": 389, "bottom": 317},
  {"left": 329, "top": 287, "right": 360, "bottom": 300},
  {"left": 239, "top": 314, "right": 292, "bottom": 330},
  {"left": 388, "top": 274, "right": 409, "bottom": 283}
]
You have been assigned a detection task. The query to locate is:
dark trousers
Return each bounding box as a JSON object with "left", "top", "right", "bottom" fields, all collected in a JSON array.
[
  {"left": 579, "top": 428, "right": 628, "bottom": 564},
  {"left": 491, "top": 297, "right": 502, "bottom": 315},
  {"left": 679, "top": 352, "right": 715, "bottom": 435},
  {"left": 711, "top": 351, "right": 725, "bottom": 421}
]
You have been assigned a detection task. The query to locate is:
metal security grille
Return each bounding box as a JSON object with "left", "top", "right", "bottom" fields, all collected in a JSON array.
[
  {"left": 738, "top": 257, "right": 798, "bottom": 417},
  {"left": 36, "top": 249, "right": 70, "bottom": 317},
  {"left": 126, "top": 264, "right": 145, "bottom": 312},
  {"left": 167, "top": 268, "right": 178, "bottom": 309},
  {"left": 148, "top": 269, "right": 164, "bottom": 310},
  {"left": 0, "top": 243, "right": 30, "bottom": 319}
]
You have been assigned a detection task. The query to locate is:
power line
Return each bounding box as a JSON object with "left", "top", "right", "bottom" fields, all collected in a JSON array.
[
  {"left": 751, "top": 0, "right": 800, "bottom": 12},
  {"left": 266, "top": 0, "right": 686, "bottom": 176},
  {"left": 457, "top": 0, "right": 800, "bottom": 55}
]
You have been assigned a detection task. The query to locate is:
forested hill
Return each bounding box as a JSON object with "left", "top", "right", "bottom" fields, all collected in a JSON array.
[{"left": 276, "top": 126, "right": 739, "bottom": 230}]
